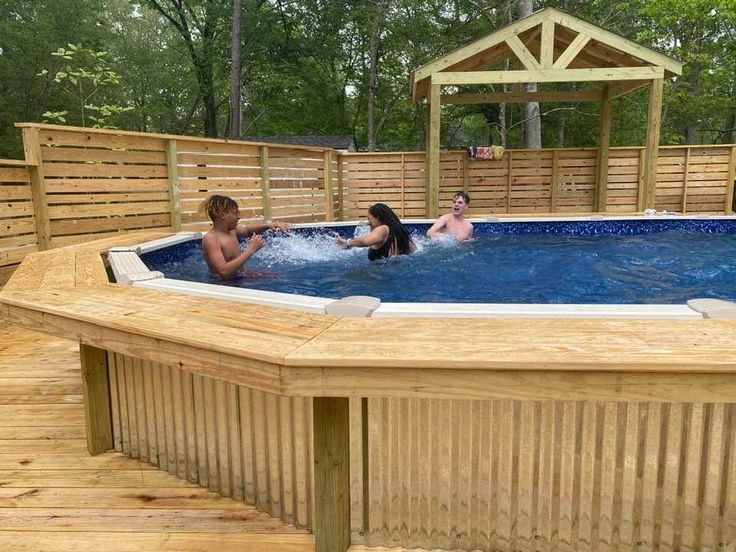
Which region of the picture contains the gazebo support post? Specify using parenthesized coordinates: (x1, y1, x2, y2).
(643, 78, 664, 210)
(426, 82, 441, 219)
(596, 85, 612, 212)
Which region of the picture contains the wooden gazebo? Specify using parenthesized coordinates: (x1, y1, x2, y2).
(411, 7, 683, 217)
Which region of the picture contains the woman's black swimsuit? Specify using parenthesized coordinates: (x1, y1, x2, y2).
(367, 237, 393, 261)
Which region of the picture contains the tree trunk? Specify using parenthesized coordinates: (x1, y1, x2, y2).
(519, 0, 541, 148)
(228, 0, 243, 139)
(724, 80, 736, 144)
(197, 60, 218, 137)
(558, 116, 565, 147)
(367, 2, 385, 151)
(685, 60, 700, 144)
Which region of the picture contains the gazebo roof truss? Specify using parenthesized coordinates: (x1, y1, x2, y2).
(411, 7, 683, 104)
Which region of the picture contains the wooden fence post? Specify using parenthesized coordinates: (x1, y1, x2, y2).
(644, 78, 664, 209)
(596, 86, 612, 212)
(507, 150, 513, 213)
(462, 152, 469, 194)
(681, 147, 691, 213)
(21, 127, 51, 250)
(337, 152, 344, 221)
(260, 146, 272, 220)
(426, 82, 441, 218)
(80, 344, 113, 456)
(401, 153, 406, 218)
(166, 140, 181, 231)
(725, 144, 736, 215)
(636, 148, 647, 211)
(324, 150, 335, 222)
(313, 396, 351, 552)
(550, 150, 560, 213)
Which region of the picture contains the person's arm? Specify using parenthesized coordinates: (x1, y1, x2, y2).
(236, 220, 290, 238)
(336, 225, 389, 249)
(203, 234, 265, 279)
(426, 214, 449, 238)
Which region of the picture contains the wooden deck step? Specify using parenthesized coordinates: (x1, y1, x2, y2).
(0, 321, 315, 552)
(0, 532, 314, 551)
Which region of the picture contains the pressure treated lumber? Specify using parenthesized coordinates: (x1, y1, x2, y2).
(0, 320, 315, 551)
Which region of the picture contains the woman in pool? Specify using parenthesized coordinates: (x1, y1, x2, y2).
(336, 203, 416, 260)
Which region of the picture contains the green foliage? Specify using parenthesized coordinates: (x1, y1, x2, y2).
(0, 0, 733, 156)
(37, 43, 133, 128)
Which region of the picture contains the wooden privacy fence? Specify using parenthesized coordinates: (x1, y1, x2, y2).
(1, 123, 735, 285)
(340, 145, 736, 219)
(0, 160, 38, 286)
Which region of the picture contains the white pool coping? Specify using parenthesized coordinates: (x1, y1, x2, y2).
(110, 216, 736, 319)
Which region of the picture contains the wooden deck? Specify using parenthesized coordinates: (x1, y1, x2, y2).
(0, 321, 315, 552)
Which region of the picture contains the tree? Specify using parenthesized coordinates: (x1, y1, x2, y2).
(37, 43, 132, 127)
(142, 0, 229, 137)
(518, 0, 541, 148)
(228, 0, 243, 138)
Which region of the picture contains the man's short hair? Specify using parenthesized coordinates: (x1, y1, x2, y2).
(453, 191, 470, 205)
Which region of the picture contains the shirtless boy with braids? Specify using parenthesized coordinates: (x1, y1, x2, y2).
(199, 195, 289, 279)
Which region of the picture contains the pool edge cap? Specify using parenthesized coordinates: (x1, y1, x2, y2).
(326, 295, 381, 318)
(686, 298, 736, 319)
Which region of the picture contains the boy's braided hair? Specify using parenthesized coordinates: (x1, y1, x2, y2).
(199, 195, 239, 222)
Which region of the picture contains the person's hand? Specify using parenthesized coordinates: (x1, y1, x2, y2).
(270, 220, 290, 233)
(245, 234, 265, 254)
(335, 236, 351, 249)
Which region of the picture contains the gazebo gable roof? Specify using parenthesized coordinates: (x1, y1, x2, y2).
(411, 7, 683, 102)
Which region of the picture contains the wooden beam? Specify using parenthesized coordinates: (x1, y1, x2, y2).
(552, 33, 591, 69)
(426, 83, 441, 218)
(462, 152, 469, 194)
(441, 89, 603, 104)
(540, 21, 555, 69)
(637, 148, 647, 211)
(507, 150, 513, 213)
(21, 127, 51, 250)
(596, 86, 612, 212)
(400, 153, 406, 218)
(549, 10, 683, 75)
(608, 80, 650, 99)
(323, 150, 334, 222)
(412, 9, 551, 99)
(681, 147, 691, 213)
(337, 152, 344, 221)
(506, 35, 540, 70)
(80, 344, 113, 456)
(644, 78, 664, 209)
(432, 66, 665, 86)
(313, 397, 351, 552)
(165, 140, 181, 232)
(725, 145, 736, 215)
(550, 150, 560, 212)
(259, 146, 271, 221)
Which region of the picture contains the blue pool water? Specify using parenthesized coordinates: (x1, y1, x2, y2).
(140, 220, 736, 304)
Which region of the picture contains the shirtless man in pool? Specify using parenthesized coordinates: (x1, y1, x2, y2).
(426, 191, 473, 241)
(199, 195, 289, 279)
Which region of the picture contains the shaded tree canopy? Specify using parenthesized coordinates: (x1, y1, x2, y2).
(0, 0, 734, 157)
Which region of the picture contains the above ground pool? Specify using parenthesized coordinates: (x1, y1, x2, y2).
(138, 217, 736, 306)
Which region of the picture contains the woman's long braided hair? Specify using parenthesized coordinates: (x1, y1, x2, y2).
(368, 203, 414, 255)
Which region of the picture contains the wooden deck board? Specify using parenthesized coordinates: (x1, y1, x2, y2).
(0, 321, 315, 551)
